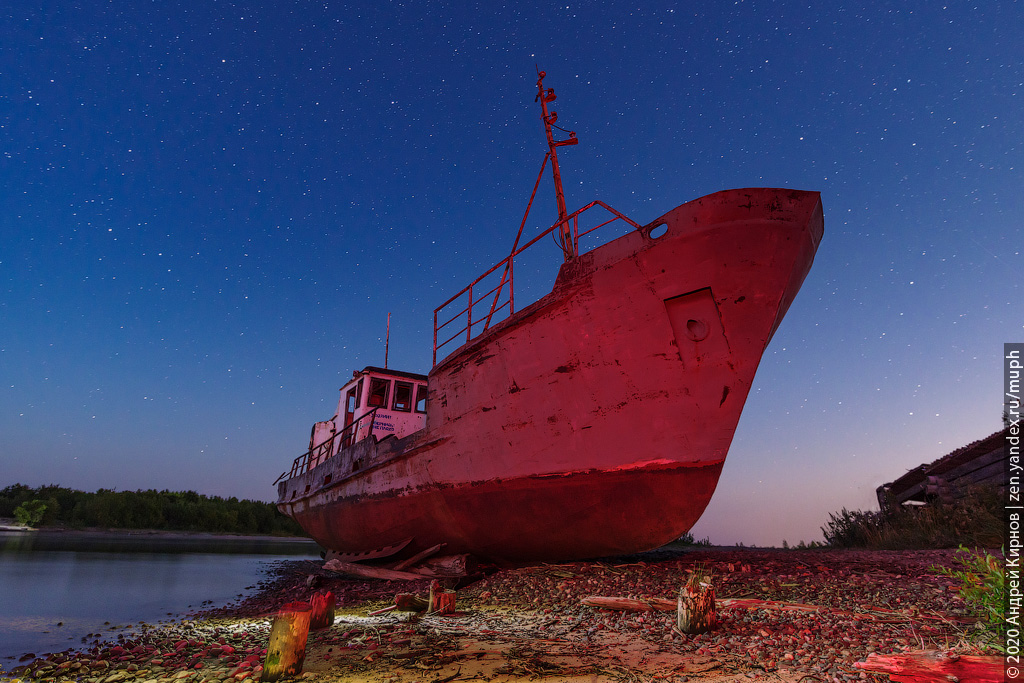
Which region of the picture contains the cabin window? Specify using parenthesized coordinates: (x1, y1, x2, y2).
(355, 378, 363, 408)
(415, 385, 428, 413)
(368, 378, 390, 407)
(345, 387, 358, 417)
(392, 381, 413, 412)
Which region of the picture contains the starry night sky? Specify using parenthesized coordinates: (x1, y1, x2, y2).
(2, 1, 1020, 545)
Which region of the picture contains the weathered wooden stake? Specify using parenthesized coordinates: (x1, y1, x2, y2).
(428, 580, 457, 614)
(677, 569, 716, 634)
(261, 601, 312, 682)
(309, 590, 335, 630)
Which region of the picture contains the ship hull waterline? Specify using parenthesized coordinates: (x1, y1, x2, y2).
(277, 187, 824, 562)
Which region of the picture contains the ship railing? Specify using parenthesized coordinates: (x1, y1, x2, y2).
(274, 408, 380, 484)
(432, 200, 640, 365)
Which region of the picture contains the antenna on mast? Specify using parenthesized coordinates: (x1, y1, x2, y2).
(384, 312, 391, 369)
(535, 69, 579, 261)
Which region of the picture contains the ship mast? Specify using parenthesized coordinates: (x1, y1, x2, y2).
(535, 70, 578, 261)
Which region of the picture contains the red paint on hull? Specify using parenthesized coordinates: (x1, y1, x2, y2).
(277, 187, 823, 561)
(297, 460, 724, 563)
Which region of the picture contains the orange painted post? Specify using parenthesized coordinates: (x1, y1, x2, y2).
(261, 601, 312, 681)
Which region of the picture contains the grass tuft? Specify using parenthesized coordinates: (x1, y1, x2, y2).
(933, 546, 1005, 653)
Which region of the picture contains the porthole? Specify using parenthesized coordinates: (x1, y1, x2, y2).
(648, 223, 668, 239)
(685, 318, 708, 342)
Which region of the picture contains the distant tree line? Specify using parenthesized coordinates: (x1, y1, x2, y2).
(0, 484, 307, 536)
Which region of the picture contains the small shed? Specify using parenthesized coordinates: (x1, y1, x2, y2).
(876, 427, 1009, 508)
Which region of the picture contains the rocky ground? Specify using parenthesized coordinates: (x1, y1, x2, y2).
(0, 547, 998, 683)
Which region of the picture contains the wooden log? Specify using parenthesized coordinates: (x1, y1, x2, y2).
(308, 590, 335, 630)
(677, 572, 716, 634)
(392, 543, 446, 571)
(581, 596, 676, 612)
(261, 601, 312, 682)
(853, 650, 1003, 682)
(718, 598, 823, 613)
(579, 595, 961, 625)
(428, 580, 457, 614)
(409, 553, 470, 578)
(323, 558, 427, 581)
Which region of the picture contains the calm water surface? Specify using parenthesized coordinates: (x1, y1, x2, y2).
(0, 537, 319, 665)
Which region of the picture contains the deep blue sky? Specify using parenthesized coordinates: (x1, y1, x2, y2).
(2, 1, 1020, 545)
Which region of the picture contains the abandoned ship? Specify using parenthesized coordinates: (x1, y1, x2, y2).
(275, 72, 824, 562)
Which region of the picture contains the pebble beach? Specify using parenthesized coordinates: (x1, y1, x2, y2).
(1, 547, 998, 683)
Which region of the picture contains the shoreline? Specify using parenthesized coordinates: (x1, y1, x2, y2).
(0, 526, 320, 556)
(0, 520, 314, 539)
(1, 546, 1000, 682)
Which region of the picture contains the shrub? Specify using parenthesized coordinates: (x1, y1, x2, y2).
(933, 547, 1005, 652)
(822, 485, 1002, 549)
(13, 499, 47, 527)
(677, 532, 712, 546)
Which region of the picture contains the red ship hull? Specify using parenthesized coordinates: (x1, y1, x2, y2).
(277, 187, 823, 562)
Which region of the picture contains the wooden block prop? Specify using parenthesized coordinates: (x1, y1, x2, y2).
(261, 601, 312, 682)
(309, 590, 335, 630)
(677, 567, 716, 634)
(854, 650, 1003, 682)
(428, 579, 457, 614)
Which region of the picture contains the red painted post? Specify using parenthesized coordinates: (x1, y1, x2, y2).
(466, 285, 473, 344)
(309, 591, 335, 630)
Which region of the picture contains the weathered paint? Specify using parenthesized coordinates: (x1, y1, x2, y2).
(278, 187, 823, 562)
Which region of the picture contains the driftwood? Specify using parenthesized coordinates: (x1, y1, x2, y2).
(368, 593, 431, 616)
(323, 559, 427, 581)
(396, 593, 430, 611)
(392, 543, 446, 571)
(580, 596, 676, 612)
(854, 650, 1003, 682)
(582, 595, 865, 616)
(719, 598, 824, 613)
(261, 601, 311, 682)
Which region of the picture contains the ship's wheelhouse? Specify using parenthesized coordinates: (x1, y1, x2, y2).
(307, 366, 427, 470)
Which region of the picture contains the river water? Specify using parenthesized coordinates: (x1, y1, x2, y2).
(0, 531, 320, 665)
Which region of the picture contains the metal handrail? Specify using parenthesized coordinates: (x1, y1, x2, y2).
(276, 408, 380, 483)
(432, 201, 640, 365)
